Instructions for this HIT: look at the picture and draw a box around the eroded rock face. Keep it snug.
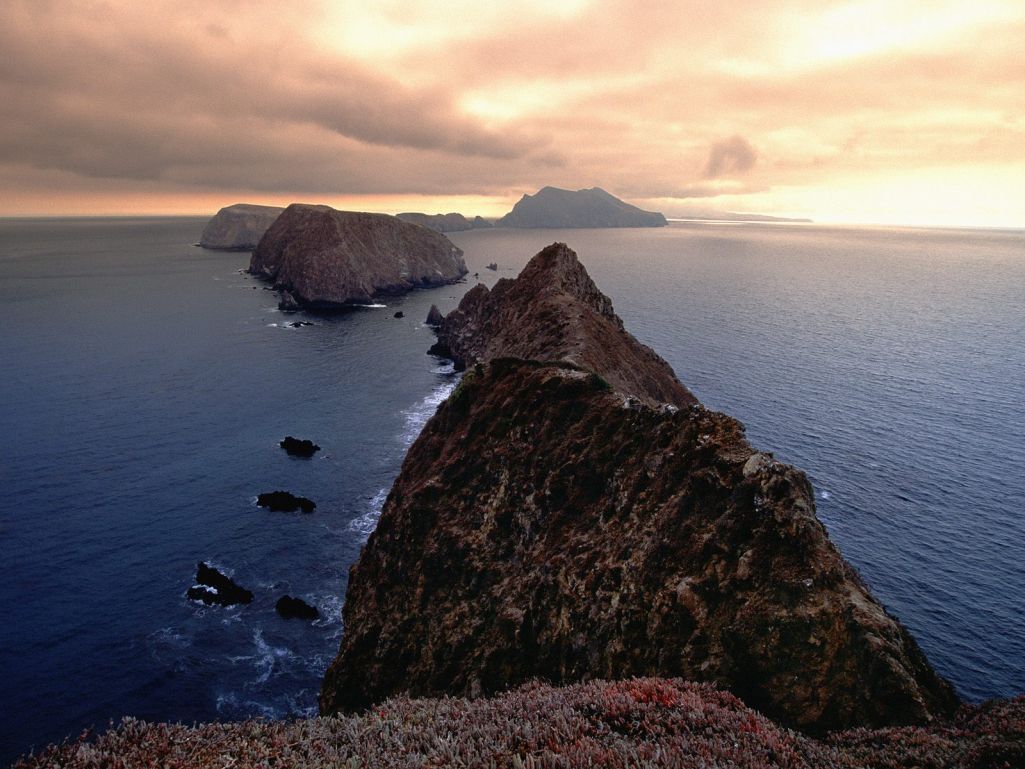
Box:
[200,204,284,250]
[429,243,696,408]
[249,204,467,309]
[320,359,958,733]
[497,187,667,228]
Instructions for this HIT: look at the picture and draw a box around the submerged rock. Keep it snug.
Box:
[429,243,696,408]
[393,311,404,318]
[321,247,958,734]
[257,491,316,513]
[280,436,320,457]
[497,186,666,228]
[276,595,320,620]
[199,204,284,250]
[249,204,467,310]
[186,562,253,606]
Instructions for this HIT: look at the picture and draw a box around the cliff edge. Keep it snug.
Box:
[249,204,467,309]
[320,245,958,733]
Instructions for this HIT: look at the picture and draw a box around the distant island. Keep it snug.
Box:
[671,209,813,223]
[396,212,493,232]
[199,203,284,250]
[497,186,667,228]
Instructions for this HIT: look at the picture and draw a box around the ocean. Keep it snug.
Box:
[1,218,1023,762]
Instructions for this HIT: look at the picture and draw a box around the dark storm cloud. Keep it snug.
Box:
[703,136,758,179]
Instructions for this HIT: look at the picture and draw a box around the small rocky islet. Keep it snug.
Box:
[27,234,1024,766]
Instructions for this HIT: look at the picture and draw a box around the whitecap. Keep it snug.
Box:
[348,488,388,539]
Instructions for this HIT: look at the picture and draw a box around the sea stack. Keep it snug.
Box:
[200,203,284,250]
[497,187,667,228]
[321,243,958,734]
[249,204,467,310]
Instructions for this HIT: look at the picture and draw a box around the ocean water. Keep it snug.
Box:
[1,218,1023,762]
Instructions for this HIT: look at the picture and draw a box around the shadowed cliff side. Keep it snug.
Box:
[429,243,696,407]
[322,246,958,733]
[320,358,957,733]
[249,204,467,309]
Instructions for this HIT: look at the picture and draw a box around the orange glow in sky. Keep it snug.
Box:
[2,0,1023,226]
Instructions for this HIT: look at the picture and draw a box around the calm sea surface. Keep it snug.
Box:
[1,218,1023,761]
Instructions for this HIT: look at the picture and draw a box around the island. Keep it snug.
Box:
[199,203,284,250]
[248,204,468,310]
[396,212,493,232]
[496,186,667,228]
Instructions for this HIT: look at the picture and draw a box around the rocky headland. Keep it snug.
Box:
[497,186,667,228]
[322,243,958,734]
[248,204,467,310]
[397,212,493,232]
[428,243,695,408]
[199,203,284,250]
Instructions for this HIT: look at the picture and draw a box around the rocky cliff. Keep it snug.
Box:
[248,204,467,309]
[321,245,958,733]
[429,243,695,408]
[497,187,667,228]
[397,212,493,232]
[199,203,284,250]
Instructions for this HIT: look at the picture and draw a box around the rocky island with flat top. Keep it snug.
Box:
[199,203,284,250]
[248,204,467,310]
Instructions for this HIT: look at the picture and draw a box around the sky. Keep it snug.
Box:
[2,0,1024,226]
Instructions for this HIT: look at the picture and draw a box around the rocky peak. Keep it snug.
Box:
[429,243,694,407]
[320,358,958,732]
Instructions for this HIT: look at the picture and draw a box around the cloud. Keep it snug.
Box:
[703,136,758,179]
[1,0,1024,224]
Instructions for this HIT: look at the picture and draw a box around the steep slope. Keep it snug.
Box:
[497,187,667,228]
[199,203,283,250]
[249,204,467,309]
[429,243,696,407]
[321,246,958,733]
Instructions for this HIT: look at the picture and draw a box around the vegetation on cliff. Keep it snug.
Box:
[16,679,1023,769]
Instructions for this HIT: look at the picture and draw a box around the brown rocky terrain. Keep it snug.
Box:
[199,203,283,250]
[429,242,696,408]
[249,204,467,309]
[321,244,959,734]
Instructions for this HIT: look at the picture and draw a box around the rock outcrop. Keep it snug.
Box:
[428,243,696,408]
[249,204,467,310]
[186,562,253,606]
[199,204,284,250]
[276,595,320,620]
[280,436,320,458]
[497,187,667,228]
[321,245,959,734]
[397,212,493,232]
[257,491,316,513]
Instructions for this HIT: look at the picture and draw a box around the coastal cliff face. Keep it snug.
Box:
[429,243,696,408]
[397,212,493,232]
[321,245,958,734]
[497,186,667,228]
[199,203,283,250]
[249,204,467,308]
